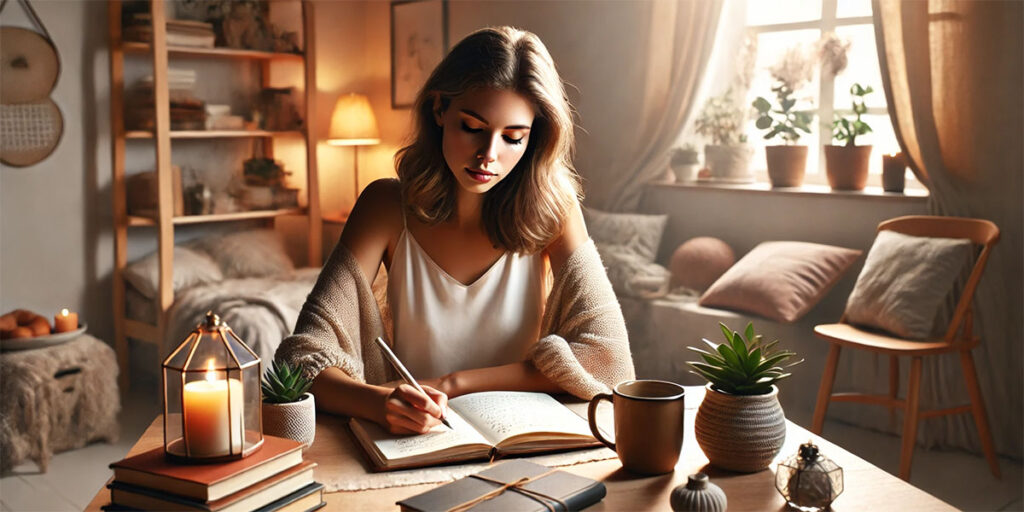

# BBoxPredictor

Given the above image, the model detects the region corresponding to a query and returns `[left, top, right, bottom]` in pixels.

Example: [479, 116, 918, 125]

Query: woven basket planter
[262, 392, 316, 450]
[695, 384, 786, 473]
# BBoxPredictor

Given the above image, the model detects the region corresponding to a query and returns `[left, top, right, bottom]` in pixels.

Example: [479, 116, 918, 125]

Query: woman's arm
[426, 361, 563, 398]
[312, 367, 448, 435]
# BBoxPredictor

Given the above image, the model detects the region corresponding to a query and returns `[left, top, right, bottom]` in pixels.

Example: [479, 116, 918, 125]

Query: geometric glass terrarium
[162, 311, 263, 463]
[775, 441, 844, 511]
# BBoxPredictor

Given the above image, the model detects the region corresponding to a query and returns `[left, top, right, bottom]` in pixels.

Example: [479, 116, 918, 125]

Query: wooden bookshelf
[122, 41, 304, 61]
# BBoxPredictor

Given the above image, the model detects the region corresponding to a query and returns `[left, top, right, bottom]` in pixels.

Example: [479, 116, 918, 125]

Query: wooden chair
[811, 215, 1001, 481]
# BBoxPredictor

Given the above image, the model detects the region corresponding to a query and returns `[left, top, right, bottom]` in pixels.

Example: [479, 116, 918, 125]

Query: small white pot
[262, 392, 316, 450]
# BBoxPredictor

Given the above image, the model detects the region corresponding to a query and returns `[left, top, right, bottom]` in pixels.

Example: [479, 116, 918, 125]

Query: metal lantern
[162, 311, 263, 463]
[775, 441, 844, 511]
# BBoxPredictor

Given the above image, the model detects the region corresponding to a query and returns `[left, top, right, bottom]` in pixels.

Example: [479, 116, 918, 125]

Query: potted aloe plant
[752, 46, 815, 187]
[695, 88, 753, 183]
[262, 361, 316, 449]
[688, 322, 802, 472]
[824, 83, 874, 190]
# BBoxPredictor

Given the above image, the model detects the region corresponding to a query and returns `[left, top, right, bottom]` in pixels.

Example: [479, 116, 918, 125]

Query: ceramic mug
[588, 379, 686, 475]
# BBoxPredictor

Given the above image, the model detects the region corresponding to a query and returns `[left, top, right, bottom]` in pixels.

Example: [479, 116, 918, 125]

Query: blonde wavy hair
[395, 26, 580, 254]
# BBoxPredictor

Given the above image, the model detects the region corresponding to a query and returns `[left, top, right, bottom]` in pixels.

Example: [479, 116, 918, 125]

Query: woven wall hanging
[0, 0, 63, 167]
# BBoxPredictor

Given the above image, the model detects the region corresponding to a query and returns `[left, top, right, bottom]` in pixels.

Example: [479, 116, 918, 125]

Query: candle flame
[60, 308, 69, 316]
[205, 359, 216, 383]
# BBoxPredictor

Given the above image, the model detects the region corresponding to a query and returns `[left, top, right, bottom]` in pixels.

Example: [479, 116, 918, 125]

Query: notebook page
[448, 392, 594, 446]
[353, 408, 491, 461]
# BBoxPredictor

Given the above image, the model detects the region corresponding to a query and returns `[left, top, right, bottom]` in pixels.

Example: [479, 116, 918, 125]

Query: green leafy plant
[695, 88, 748, 146]
[752, 84, 813, 143]
[261, 361, 313, 404]
[832, 83, 873, 146]
[687, 322, 802, 395]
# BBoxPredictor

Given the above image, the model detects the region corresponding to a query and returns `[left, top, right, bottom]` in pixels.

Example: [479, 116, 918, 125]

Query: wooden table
[86, 387, 953, 511]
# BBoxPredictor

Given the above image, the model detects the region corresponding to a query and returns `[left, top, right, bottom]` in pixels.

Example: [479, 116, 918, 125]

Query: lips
[465, 168, 498, 183]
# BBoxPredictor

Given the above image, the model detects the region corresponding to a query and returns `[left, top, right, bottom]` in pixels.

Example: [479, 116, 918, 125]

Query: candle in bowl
[54, 308, 78, 333]
[182, 360, 244, 457]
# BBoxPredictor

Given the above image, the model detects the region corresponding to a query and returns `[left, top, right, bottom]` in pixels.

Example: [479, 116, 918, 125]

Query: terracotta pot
[694, 384, 786, 473]
[824, 145, 872, 190]
[704, 144, 754, 183]
[262, 392, 316, 449]
[765, 145, 808, 188]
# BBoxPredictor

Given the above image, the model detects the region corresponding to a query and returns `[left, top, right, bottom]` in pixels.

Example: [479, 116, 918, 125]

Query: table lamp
[327, 93, 380, 214]
[162, 311, 263, 463]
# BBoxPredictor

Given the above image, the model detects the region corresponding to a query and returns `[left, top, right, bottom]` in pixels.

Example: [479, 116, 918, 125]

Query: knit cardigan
[275, 238, 635, 399]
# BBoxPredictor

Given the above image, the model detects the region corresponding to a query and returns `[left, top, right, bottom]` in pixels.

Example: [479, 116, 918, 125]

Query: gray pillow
[583, 207, 668, 263]
[189, 229, 295, 278]
[844, 230, 974, 339]
[124, 247, 223, 299]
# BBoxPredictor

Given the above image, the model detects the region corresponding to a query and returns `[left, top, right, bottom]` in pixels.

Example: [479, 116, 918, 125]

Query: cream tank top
[387, 220, 545, 379]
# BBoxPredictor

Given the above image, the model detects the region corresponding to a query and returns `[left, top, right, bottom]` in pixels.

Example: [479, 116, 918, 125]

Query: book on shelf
[109, 435, 304, 502]
[350, 391, 602, 471]
[106, 461, 319, 512]
[397, 460, 606, 512]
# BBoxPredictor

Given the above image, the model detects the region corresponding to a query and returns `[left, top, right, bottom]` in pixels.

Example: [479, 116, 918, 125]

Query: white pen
[373, 336, 453, 430]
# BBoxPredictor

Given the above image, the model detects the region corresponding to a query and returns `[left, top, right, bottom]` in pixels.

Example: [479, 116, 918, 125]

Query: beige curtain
[873, 0, 1023, 458]
[594, 0, 723, 212]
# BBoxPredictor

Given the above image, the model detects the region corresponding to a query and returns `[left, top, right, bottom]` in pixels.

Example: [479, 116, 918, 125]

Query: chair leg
[812, 344, 841, 435]
[889, 355, 899, 430]
[899, 357, 923, 481]
[960, 349, 1001, 478]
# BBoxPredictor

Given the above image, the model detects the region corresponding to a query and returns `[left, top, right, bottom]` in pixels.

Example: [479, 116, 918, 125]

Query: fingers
[423, 386, 448, 417]
[386, 385, 442, 434]
[397, 384, 443, 418]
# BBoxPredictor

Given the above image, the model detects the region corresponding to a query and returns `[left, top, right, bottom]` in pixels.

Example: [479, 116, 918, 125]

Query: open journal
[350, 391, 602, 471]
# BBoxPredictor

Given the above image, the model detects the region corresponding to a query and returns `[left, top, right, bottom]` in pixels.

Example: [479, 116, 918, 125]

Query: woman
[276, 27, 633, 435]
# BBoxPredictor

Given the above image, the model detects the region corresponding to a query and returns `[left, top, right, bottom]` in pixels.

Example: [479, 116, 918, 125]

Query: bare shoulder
[544, 198, 589, 276]
[339, 178, 403, 278]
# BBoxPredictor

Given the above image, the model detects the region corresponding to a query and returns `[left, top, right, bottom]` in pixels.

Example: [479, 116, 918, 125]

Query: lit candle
[182, 359, 244, 457]
[54, 308, 78, 333]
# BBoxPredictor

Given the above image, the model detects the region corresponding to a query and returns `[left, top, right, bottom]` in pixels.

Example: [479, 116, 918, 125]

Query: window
[745, 0, 909, 187]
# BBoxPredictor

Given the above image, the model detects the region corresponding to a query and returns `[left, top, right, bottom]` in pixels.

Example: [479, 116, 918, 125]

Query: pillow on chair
[189, 229, 295, 278]
[844, 230, 974, 339]
[124, 247, 223, 299]
[699, 241, 862, 323]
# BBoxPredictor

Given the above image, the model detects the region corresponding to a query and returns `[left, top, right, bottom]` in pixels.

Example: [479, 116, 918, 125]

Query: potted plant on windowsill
[262, 361, 316, 449]
[752, 46, 815, 187]
[687, 322, 802, 473]
[825, 83, 874, 190]
[695, 88, 753, 183]
[670, 144, 701, 183]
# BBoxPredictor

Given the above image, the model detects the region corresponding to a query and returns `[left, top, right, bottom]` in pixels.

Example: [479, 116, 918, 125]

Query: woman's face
[434, 87, 535, 195]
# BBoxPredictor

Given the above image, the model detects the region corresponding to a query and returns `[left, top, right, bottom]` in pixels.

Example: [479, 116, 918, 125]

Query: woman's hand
[383, 384, 449, 435]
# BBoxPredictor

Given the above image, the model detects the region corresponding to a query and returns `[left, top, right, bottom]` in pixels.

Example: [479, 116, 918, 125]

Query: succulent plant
[261, 361, 313, 404]
[687, 322, 802, 395]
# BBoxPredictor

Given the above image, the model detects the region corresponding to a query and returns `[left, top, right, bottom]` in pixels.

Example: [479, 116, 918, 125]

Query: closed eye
[502, 135, 524, 145]
[460, 121, 482, 134]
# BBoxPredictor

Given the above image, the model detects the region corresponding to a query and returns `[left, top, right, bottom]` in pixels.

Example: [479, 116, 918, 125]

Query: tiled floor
[1, 387, 1020, 511]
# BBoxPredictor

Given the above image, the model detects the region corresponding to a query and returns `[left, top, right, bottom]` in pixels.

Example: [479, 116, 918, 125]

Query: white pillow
[189, 229, 295, 278]
[844, 230, 974, 339]
[124, 247, 223, 299]
[583, 208, 668, 263]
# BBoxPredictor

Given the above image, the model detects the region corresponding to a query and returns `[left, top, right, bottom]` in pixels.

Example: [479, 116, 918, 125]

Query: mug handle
[588, 393, 615, 451]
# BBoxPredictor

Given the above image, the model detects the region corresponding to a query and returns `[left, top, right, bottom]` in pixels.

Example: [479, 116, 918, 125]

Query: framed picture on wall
[390, 0, 448, 109]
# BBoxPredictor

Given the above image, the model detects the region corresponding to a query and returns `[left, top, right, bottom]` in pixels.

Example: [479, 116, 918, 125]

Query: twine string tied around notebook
[446, 468, 569, 512]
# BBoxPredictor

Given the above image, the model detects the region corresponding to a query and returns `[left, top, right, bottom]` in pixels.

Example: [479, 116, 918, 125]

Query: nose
[477, 136, 499, 165]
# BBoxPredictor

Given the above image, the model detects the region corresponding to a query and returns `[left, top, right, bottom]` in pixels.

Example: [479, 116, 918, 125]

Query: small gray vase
[670, 473, 727, 512]
[262, 392, 316, 449]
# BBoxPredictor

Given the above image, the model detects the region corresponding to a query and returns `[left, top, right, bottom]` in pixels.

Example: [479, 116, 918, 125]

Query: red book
[109, 435, 304, 502]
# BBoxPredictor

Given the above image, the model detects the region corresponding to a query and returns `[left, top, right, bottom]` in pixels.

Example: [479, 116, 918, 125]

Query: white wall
[1, 0, 114, 342]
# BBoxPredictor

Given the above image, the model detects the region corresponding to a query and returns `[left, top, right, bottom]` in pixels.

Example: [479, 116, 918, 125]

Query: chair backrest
[877, 215, 1000, 343]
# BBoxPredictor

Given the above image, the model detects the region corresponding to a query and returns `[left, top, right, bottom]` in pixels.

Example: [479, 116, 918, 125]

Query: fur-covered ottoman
[1, 334, 120, 472]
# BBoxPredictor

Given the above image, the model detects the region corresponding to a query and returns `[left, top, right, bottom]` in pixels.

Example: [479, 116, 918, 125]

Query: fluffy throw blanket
[276, 239, 635, 399]
[164, 268, 321, 363]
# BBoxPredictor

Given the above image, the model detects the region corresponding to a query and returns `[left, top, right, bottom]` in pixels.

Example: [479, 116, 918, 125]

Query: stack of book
[104, 435, 324, 512]
[124, 14, 216, 49]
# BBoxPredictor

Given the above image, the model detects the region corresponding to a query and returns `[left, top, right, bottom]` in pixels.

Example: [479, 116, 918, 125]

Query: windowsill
[647, 180, 929, 202]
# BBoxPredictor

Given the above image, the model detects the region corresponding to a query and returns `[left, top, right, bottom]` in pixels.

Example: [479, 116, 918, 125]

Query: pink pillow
[699, 241, 862, 323]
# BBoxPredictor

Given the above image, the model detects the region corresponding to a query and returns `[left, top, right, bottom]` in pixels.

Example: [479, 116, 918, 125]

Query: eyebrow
[460, 109, 532, 130]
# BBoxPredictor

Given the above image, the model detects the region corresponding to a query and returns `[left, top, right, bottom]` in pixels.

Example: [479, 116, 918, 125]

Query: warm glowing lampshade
[327, 93, 380, 146]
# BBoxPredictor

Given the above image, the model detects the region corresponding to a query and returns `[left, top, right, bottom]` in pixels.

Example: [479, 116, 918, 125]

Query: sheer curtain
[592, 0, 723, 212]
[873, 0, 1023, 458]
